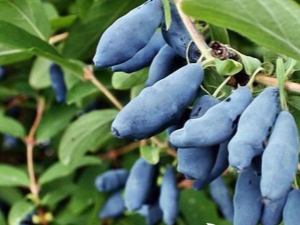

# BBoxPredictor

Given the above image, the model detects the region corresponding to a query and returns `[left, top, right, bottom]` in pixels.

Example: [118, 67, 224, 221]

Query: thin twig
[48, 32, 69, 45]
[99, 142, 140, 160]
[255, 74, 300, 93]
[83, 66, 123, 110]
[24, 97, 45, 200]
[175, 0, 213, 60]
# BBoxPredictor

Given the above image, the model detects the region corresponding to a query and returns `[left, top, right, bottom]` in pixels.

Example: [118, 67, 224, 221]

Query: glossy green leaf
[39, 156, 101, 185]
[59, 109, 118, 165]
[36, 105, 78, 142]
[0, 165, 29, 187]
[0, 21, 84, 78]
[140, 146, 160, 165]
[29, 57, 51, 89]
[209, 24, 230, 44]
[0, 0, 51, 39]
[182, 0, 300, 61]
[0, 113, 26, 138]
[112, 68, 149, 90]
[62, 0, 144, 60]
[8, 199, 35, 225]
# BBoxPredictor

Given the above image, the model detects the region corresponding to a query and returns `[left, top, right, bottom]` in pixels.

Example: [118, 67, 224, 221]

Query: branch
[84, 66, 123, 110]
[175, 0, 213, 60]
[24, 97, 45, 201]
[48, 32, 69, 45]
[255, 74, 300, 93]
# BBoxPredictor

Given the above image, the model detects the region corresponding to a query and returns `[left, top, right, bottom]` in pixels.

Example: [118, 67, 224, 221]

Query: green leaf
[38, 156, 101, 185]
[276, 58, 288, 110]
[140, 146, 160, 165]
[130, 83, 145, 99]
[214, 58, 243, 75]
[162, 0, 171, 30]
[238, 54, 262, 76]
[0, 210, 7, 225]
[43, 2, 59, 20]
[112, 68, 149, 90]
[66, 82, 99, 105]
[8, 199, 35, 225]
[29, 57, 51, 89]
[182, 0, 300, 61]
[50, 15, 77, 31]
[0, 165, 29, 187]
[41, 182, 76, 208]
[68, 166, 106, 215]
[209, 24, 230, 44]
[0, 0, 51, 40]
[180, 189, 231, 225]
[36, 105, 78, 142]
[0, 21, 84, 78]
[76, 0, 94, 20]
[58, 109, 118, 165]
[0, 44, 32, 65]
[0, 187, 23, 206]
[62, 0, 144, 60]
[0, 113, 26, 138]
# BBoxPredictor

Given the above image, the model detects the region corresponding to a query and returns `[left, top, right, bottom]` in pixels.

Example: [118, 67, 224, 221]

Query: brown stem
[175, 0, 213, 60]
[255, 74, 300, 93]
[24, 97, 45, 200]
[83, 66, 123, 110]
[48, 32, 69, 45]
[99, 142, 140, 160]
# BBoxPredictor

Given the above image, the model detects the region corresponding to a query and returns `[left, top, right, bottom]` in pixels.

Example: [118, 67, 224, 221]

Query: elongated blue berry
[138, 202, 163, 225]
[260, 111, 299, 202]
[193, 140, 229, 190]
[209, 176, 234, 222]
[233, 170, 263, 225]
[170, 86, 252, 148]
[260, 191, 288, 225]
[111, 31, 165, 73]
[111, 63, 204, 140]
[159, 166, 179, 225]
[99, 190, 125, 219]
[162, 3, 201, 62]
[0, 66, 5, 80]
[283, 189, 300, 225]
[93, 0, 163, 68]
[49, 63, 67, 104]
[229, 87, 279, 171]
[177, 95, 220, 179]
[94, 169, 129, 192]
[124, 158, 158, 211]
[145, 44, 185, 87]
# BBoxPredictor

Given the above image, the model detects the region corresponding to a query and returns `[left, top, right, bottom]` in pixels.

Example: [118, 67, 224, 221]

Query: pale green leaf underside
[182, 0, 300, 61]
